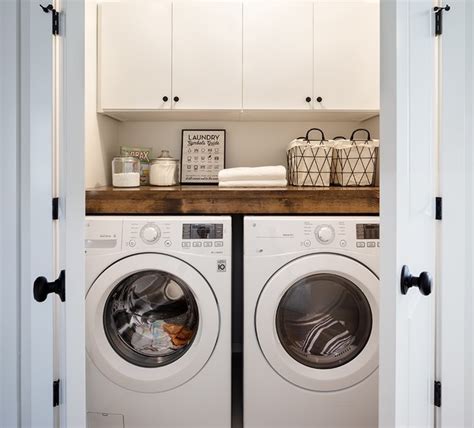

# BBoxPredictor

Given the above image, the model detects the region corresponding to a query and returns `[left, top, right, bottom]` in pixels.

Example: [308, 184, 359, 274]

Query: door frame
[437, 1, 474, 426]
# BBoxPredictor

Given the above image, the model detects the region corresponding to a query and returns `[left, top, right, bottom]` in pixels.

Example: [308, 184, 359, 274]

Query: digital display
[356, 224, 380, 240]
[182, 224, 223, 240]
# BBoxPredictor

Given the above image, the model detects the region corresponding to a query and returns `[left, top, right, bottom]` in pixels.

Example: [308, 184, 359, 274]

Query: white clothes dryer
[244, 217, 379, 428]
[85, 216, 231, 428]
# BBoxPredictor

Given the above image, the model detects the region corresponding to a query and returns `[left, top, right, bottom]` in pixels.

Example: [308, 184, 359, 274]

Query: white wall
[85, 0, 119, 188]
[0, 1, 20, 426]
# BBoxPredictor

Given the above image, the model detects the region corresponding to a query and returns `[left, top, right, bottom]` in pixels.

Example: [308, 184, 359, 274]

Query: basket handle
[305, 128, 326, 142]
[350, 128, 371, 141]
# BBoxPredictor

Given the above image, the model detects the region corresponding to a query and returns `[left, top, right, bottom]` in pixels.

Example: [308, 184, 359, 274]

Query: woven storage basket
[287, 128, 334, 187]
[332, 129, 379, 187]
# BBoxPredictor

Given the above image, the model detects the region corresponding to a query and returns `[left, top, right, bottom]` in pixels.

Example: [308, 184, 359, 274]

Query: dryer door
[255, 253, 378, 391]
[86, 253, 219, 393]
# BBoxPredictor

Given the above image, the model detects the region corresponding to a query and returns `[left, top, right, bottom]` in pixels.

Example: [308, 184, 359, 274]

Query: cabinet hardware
[435, 197, 442, 220]
[434, 381, 441, 407]
[306, 97, 312, 103]
[316, 96, 323, 103]
[53, 380, 60, 407]
[174, 96, 180, 102]
[162, 96, 169, 102]
[52, 197, 59, 220]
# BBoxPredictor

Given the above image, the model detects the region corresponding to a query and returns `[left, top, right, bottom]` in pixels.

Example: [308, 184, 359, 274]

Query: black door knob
[316, 96, 323, 103]
[173, 96, 180, 102]
[162, 96, 169, 102]
[306, 97, 312, 103]
[400, 265, 432, 296]
[34, 270, 66, 302]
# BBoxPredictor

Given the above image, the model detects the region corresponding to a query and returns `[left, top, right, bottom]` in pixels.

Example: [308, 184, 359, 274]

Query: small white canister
[112, 157, 140, 188]
[150, 150, 180, 186]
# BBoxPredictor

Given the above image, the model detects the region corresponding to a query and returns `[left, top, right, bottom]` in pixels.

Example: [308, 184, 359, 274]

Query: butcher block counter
[85, 186, 379, 215]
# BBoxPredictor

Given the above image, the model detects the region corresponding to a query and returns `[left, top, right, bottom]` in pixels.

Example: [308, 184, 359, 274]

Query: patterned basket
[332, 129, 379, 187]
[287, 128, 334, 187]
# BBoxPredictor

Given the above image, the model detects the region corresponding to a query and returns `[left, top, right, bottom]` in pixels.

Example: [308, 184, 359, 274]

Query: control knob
[315, 225, 335, 244]
[140, 224, 161, 244]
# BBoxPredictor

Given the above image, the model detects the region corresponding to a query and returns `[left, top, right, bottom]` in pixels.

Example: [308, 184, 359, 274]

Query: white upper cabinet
[314, 0, 379, 111]
[243, 1, 314, 110]
[172, 1, 243, 110]
[98, 1, 172, 111]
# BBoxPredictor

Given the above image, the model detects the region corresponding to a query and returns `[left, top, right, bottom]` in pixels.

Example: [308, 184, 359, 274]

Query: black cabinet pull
[306, 97, 312, 103]
[400, 265, 432, 296]
[316, 96, 323, 103]
[162, 96, 169, 102]
[174, 96, 180, 102]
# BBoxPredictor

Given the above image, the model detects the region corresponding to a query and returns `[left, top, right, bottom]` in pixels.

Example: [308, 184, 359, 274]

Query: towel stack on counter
[218, 166, 287, 187]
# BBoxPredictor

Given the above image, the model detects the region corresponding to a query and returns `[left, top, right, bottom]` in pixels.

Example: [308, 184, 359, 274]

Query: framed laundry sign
[180, 129, 226, 184]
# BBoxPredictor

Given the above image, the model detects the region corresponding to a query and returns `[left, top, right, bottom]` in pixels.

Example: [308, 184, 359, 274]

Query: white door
[22, 1, 85, 426]
[98, 0, 172, 111]
[314, 0, 379, 111]
[243, 1, 314, 110]
[380, 1, 437, 427]
[172, 1, 242, 110]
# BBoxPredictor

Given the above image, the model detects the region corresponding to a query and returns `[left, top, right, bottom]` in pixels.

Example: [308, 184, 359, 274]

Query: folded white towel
[219, 179, 288, 188]
[218, 166, 287, 182]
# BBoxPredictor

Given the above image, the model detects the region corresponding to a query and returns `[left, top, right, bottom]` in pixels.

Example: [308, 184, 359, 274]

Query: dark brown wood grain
[86, 186, 379, 215]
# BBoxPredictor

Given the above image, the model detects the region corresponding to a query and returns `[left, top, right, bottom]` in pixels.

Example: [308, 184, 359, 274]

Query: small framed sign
[180, 129, 226, 184]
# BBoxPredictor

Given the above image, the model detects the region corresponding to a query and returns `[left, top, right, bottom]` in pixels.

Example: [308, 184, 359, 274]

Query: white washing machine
[244, 217, 379, 428]
[85, 216, 231, 428]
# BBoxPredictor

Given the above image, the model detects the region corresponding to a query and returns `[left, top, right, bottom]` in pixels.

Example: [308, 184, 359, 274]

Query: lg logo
[217, 260, 227, 272]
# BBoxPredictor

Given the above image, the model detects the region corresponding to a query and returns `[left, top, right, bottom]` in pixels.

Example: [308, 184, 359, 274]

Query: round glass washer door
[255, 254, 379, 392]
[86, 253, 219, 393]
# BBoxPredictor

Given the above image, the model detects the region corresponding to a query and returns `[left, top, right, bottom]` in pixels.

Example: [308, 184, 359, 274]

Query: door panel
[243, 1, 314, 110]
[380, 0, 436, 426]
[314, 0, 379, 110]
[98, 1, 172, 110]
[172, 1, 242, 110]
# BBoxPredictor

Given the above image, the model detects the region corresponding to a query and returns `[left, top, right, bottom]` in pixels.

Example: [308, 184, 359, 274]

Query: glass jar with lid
[150, 150, 180, 186]
[112, 157, 140, 188]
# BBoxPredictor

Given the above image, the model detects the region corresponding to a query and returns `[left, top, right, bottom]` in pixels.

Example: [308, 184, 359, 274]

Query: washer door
[86, 253, 219, 393]
[255, 254, 378, 391]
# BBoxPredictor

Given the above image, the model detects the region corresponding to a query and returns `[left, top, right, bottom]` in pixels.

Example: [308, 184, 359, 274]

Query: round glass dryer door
[255, 254, 379, 392]
[86, 253, 219, 393]
[103, 270, 199, 368]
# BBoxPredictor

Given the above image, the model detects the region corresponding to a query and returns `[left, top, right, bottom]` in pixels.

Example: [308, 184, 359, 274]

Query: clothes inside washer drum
[301, 314, 355, 357]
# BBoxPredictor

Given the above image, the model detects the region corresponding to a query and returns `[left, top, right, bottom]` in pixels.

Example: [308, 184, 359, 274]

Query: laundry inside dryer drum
[276, 273, 372, 369]
[104, 270, 199, 368]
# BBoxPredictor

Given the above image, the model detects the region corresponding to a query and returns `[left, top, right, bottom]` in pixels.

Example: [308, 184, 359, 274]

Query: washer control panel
[245, 217, 379, 256]
[85, 217, 231, 255]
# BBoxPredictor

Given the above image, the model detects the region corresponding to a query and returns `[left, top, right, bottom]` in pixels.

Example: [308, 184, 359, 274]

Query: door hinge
[40, 4, 60, 35]
[52, 197, 59, 220]
[434, 5, 451, 36]
[53, 379, 60, 407]
[435, 197, 442, 220]
[434, 380, 441, 407]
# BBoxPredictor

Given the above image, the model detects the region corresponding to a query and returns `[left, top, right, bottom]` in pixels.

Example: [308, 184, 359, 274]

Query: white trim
[0, 1, 21, 426]
[437, 1, 474, 426]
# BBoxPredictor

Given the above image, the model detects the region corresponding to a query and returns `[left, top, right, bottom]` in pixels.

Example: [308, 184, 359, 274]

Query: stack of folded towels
[218, 166, 287, 187]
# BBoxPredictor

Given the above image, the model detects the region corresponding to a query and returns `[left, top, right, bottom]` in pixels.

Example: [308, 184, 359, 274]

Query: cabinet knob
[162, 96, 169, 102]
[306, 97, 312, 103]
[316, 96, 323, 103]
[174, 96, 180, 102]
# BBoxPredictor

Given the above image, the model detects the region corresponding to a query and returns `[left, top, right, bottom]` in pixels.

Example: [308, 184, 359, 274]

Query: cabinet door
[314, 0, 379, 111]
[172, 1, 242, 110]
[98, 1, 172, 111]
[243, 1, 314, 110]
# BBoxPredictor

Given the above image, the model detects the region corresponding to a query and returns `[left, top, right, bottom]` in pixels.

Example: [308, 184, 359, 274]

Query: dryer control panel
[244, 216, 379, 256]
[85, 216, 231, 256]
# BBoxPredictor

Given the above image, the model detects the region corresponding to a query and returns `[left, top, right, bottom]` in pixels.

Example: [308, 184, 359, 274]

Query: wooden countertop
[86, 186, 379, 215]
